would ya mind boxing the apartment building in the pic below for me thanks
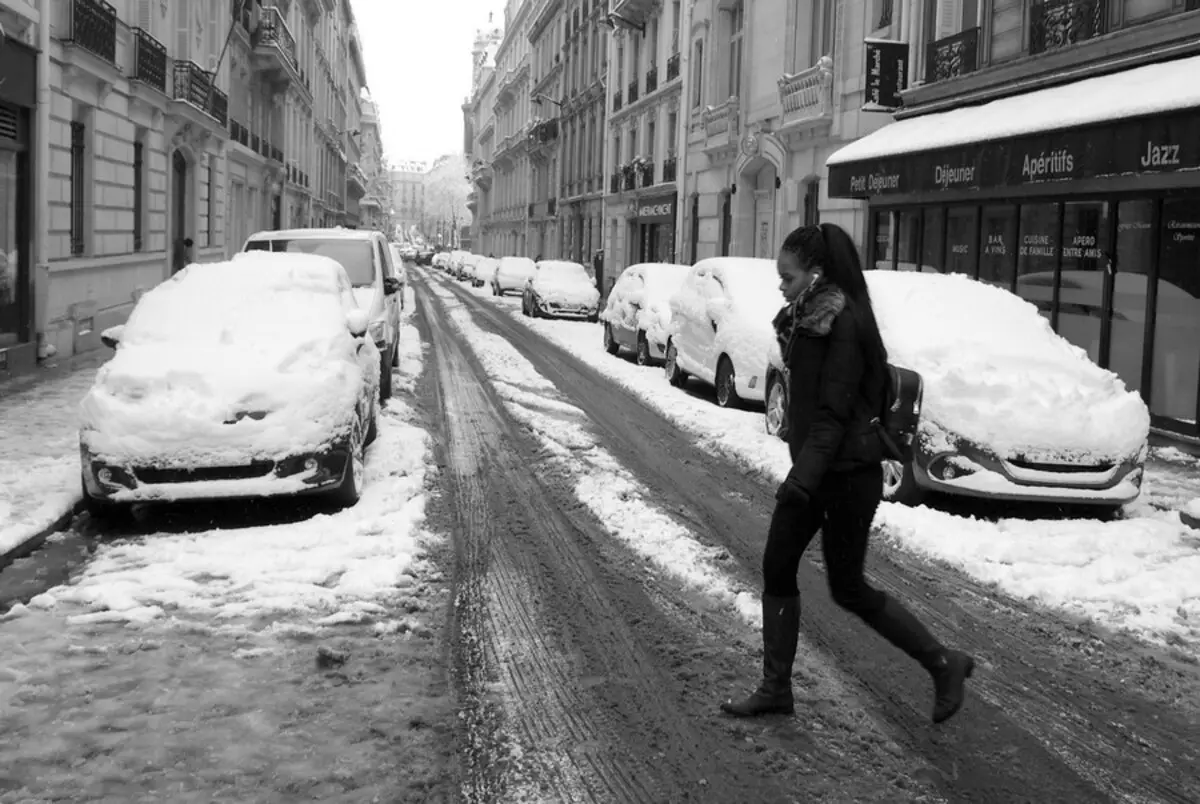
[603,0,683,283]
[466,16,504,254]
[489,0,536,257]
[527,0,563,260]
[391,160,427,240]
[357,96,389,232]
[0,0,383,378]
[827,0,1200,439]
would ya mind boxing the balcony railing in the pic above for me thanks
[663,156,677,183]
[1029,0,1107,56]
[667,52,681,82]
[926,27,980,84]
[702,96,740,139]
[610,172,620,193]
[622,169,637,192]
[613,89,623,111]
[231,119,250,146]
[645,65,658,94]
[256,6,298,69]
[777,57,833,125]
[131,28,167,93]
[271,145,283,162]
[251,133,261,153]
[68,0,117,63]
[628,79,639,103]
[173,60,229,126]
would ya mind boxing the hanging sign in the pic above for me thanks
[863,38,909,113]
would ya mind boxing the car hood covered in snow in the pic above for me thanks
[602,263,690,346]
[532,261,600,307]
[867,271,1149,462]
[80,255,376,466]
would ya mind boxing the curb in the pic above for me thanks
[0,498,86,572]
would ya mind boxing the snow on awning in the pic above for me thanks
[827,54,1200,199]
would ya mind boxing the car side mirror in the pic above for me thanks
[100,324,124,350]
[383,276,402,295]
[346,309,370,336]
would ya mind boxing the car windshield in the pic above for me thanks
[246,238,376,286]
[539,262,589,282]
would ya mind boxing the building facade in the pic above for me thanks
[826,0,1200,441]
[490,0,536,257]
[355,95,390,233]
[0,0,384,378]
[603,0,683,287]
[526,0,563,261]
[390,160,427,240]
[466,16,504,254]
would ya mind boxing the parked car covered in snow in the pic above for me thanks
[432,251,450,271]
[665,257,783,407]
[602,262,691,365]
[472,256,500,289]
[80,254,381,515]
[459,253,483,285]
[521,260,601,321]
[242,227,404,400]
[493,256,536,296]
[764,270,1150,508]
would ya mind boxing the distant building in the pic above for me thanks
[390,160,427,239]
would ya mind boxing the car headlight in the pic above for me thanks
[368,319,387,343]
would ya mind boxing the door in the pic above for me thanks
[171,150,188,273]
[754,190,774,258]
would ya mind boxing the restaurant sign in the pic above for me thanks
[636,194,677,223]
[863,39,909,113]
[829,106,1200,197]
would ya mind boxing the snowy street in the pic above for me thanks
[2,268,1200,802]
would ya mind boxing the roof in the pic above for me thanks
[828,54,1200,165]
[245,228,383,241]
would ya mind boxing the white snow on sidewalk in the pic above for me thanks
[442,274,1200,656]
[0,368,99,560]
[14,288,443,633]
[426,279,761,627]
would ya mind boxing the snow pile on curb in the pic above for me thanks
[15,288,442,632]
[427,280,761,627]
[457,279,1200,656]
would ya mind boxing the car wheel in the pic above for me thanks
[603,324,620,355]
[587,310,599,323]
[364,398,379,446]
[330,437,366,509]
[765,373,789,441]
[665,341,688,388]
[881,459,925,506]
[635,333,651,366]
[715,356,740,408]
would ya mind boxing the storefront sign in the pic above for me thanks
[830,107,1200,197]
[863,39,909,112]
[0,37,37,110]
[637,194,676,223]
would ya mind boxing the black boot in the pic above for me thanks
[861,594,975,724]
[720,595,800,717]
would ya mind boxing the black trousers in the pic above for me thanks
[763,464,887,616]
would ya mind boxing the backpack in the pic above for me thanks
[872,364,923,463]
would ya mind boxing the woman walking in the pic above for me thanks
[721,223,974,724]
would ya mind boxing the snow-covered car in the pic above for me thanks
[80,254,381,515]
[460,253,483,285]
[493,256,536,296]
[764,271,1150,508]
[521,260,601,321]
[665,257,783,407]
[601,262,691,365]
[432,251,449,271]
[473,257,500,289]
[243,227,404,399]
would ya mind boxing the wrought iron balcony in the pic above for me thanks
[639,162,655,187]
[622,168,637,192]
[613,90,623,111]
[1029,0,1107,56]
[173,60,228,126]
[662,156,677,184]
[230,119,250,147]
[67,0,117,63]
[251,133,261,153]
[926,27,980,84]
[271,145,283,162]
[131,28,167,93]
[254,6,298,71]
[645,65,658,94]
[628,79,639,103]
[611,172,620,193]
[667,52,681,83]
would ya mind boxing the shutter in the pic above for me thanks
[175,0,190,61]
[935,0,963,40]
[137,0,152,32]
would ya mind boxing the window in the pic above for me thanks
[978,204,1017,291]
[69,121,86,256]
[206,161,217,245]
[807,0,836,69]
[133,138,145,251]
[689,194,699,263]
[672,0,681,52]
[803,180,820,226]
[927,0,980,44]
[945,205,977,276]
[872,210,893,269]
[1016,202,1060,324]
[875,0,894,29]
[1110,200,1153,397]
[1152,198,1200,423]
[667,111,678,154]
[720,192,732,256]
[691,40,704,107]
[1056,201,1109,363]
[896,209,921,270]
[727,3,744,99]
[647,119,656,159]
[920,207,945,271]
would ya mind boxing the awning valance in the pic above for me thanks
[827,54,1200,198]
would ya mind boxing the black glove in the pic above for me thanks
[775,470,810,507]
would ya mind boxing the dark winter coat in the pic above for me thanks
[773,280,886,496]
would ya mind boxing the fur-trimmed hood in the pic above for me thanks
[773,280,847,357]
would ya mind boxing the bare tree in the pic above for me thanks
[423,154,472,246]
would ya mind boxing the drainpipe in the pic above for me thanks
[33,0,52,358]
[673,0,693,264]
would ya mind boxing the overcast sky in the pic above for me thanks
[353,0,505,166]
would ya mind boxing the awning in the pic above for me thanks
[827,54,1200,199]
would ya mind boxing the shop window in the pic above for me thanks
[720,191,732,256]
[1056,201,1109,364]
[944,205,977,276]
[69,121,86,256]
[1110,199,1154,397]
[1151,198,1200,424]
[803,180,820,226]
[979,204,1017,291]
[0,149,18,345]
[1016,202,1059,324]
[872,209,893,269]
[919,208,945,272]
[896,209,921,271]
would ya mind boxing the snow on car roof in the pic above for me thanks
[536,260,587,274]
[699,257,784,311]
[245,227,381,242]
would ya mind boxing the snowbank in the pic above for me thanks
[867,271,1149,462]
[472,286,1200,657]
[602,263,691,348]
[532,261,600,307]
[79,255,376,466]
